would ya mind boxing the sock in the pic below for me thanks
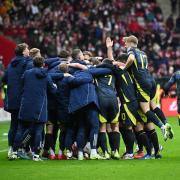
[108,132,115,151]
[58,149,63,156]
[136,130,151,155]
[120,128,127,148]
[125,129,135,154]
[52,125,58,151]
[147,129,159,155]
[98,132,108,153]
[153,107,167,125]
[107,132,113,150]
[50,148,55,156]
[145,110,163,128]
[113,132,120,151]
[108,132,120,151]
[134,131,143,152]
[44,134,53,151]
[59,131,66,152]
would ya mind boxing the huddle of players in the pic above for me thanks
[3,35,174,161]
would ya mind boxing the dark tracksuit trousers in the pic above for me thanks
[74,103,99,151]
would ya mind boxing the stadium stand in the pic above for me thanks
[0,0,180,78]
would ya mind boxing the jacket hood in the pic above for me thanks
[34,68,47,78]
[48,60,61,70]
[11,56,24,67]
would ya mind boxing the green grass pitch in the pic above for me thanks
[0,117,180,180]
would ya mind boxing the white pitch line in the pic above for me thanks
[0,149,7,153]
[3,133,8,136]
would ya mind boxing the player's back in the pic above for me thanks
[115,68,137,104]
[95,74,116,98]
[127,48,152,80]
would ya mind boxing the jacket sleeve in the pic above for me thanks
[49,73,64,80]
[20,72,26,95]
[164,73,176,91]
[49,61,61,68]
[87,67,112,77]
[47,75,57,94]
[67,75,93,86]
[45,58,60,66]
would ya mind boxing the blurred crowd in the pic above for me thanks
[0,0,180,78]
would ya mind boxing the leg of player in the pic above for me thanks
[140,101,168,141]
[98,123,110,159]
[121,126,135,160]
[44,124,56,160]
[110,123,120,159]
[76,118,86,160]
[9,122,24,160]
[107,123,113,149]
[150,100,174,139]
[65,123,75,159]
[145,122,162,159]
[87,108,103,160]
[57,124,67,160]
[52,123,59,154]
[8,110,19,158]
[134,130,144,155]
[32,123,44,161]
[10,121,32,160]
[134,122,152,159]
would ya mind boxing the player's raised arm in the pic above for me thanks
[164,73,176,92]
[106,37,114,61]
[68,63,88,70]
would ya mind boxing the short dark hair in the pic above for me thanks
[33,56,44,67]
[72,49,81,59]
[102,58,113,64]
[58,63,69,73]
[89,57,100,65]
[59,50,71,59]
[116,53,128,63]
[15,43,28,56]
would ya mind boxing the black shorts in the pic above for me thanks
[119,100,143,127]
[134,78,157,103]
[47,109,58,125]
[98,97,119,124]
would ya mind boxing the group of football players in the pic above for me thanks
[3,35,175,161]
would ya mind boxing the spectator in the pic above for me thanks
[0,0,179,77]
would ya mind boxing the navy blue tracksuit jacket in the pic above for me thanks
[2,56,33,112]
[18,68,57,123]
[68,68,112,113]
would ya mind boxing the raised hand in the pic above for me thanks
[106,37,113,48]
